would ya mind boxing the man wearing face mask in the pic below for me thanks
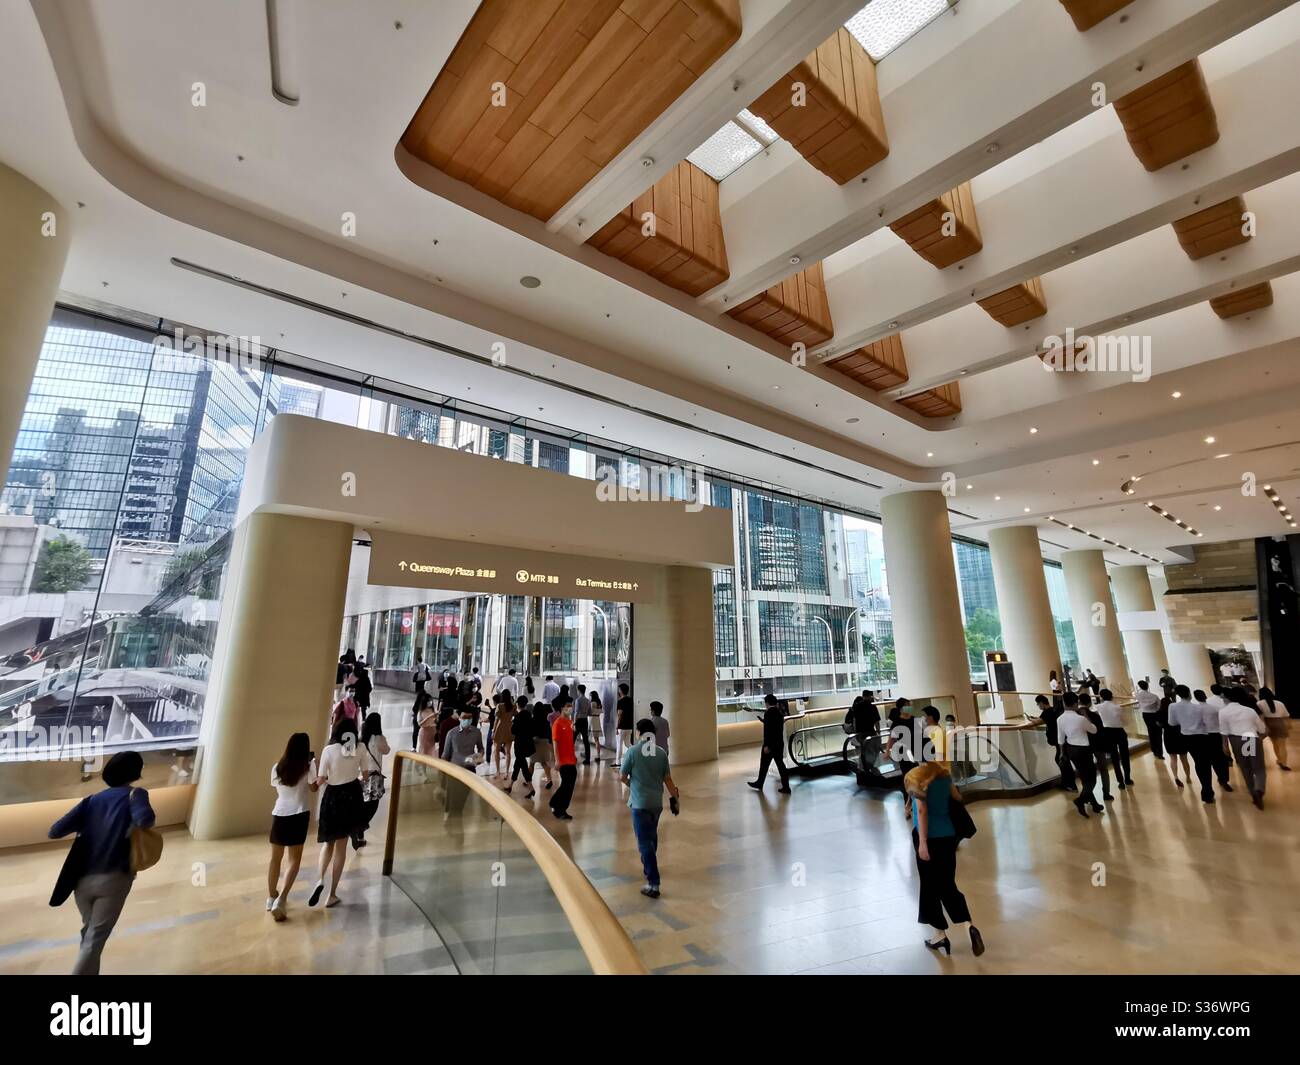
[442,709,485,768]
[549,696,578,821]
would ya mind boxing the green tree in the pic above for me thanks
[963,606,1003,670]
[32,536,94,593]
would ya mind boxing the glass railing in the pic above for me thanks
[382,751,645,976]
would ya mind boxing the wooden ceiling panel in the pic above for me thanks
[726,261,834,348]
[401,0,743,221]
[1058,0,1136,32]
[1171,197,1251,260]
[586,159,729,296]
[899,381,961,418]
[888,182,983,269]
[825,333,909,391]
[1209,282,1273,319]
[747,27,888,185]
[1114,59,1220,172]
[977,277,1047,327]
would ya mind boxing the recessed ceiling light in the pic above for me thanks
[1214,505,1222,511]
[1204,436,1216,444]
[1171,391,1182,398]
[519,276,541,288]
[1023,507,1031,513]
[994,495,1001,501]
[1092,459,1100,466]
[926,451,934,457]
[965,484,973,490]
[1029,427,1038,434]
[772,384,780,390]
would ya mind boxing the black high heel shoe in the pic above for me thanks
[970,927,985,957]
[925,936,951,955]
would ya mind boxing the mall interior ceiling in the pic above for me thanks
[2,0,1298,564]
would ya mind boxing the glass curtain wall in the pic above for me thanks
[2,302,1076,788]
[1043,562,1080,673]
[952,539,1002,686]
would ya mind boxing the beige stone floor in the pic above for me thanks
[2,689,1296,975]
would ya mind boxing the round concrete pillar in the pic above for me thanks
[880,491,975,723]
[0,163,69,474]
[1112,565,1169,689]
[1165,639,1216,691]
[1060,549,1132,697]
[988,525,1061,695]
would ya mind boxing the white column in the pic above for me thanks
[1061,549,1132,698]
[0,163,70,473]
[1112,565,1169,688]
[880,491,975,723]
[988,525,1061,695]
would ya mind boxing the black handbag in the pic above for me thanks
[949,798,977,842]
[49,833,88,907]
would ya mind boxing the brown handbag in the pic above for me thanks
[128,788,163,872]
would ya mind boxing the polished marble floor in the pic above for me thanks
[2,687,1296,975]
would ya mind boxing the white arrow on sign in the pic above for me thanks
[398,560,407,570]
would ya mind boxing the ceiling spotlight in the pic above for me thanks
[1029,427,1039,434]
[1171,391,1182,398]
[1264,485,1272,491]
[1092,459,1100,466]
[519,276,541,288]
[1204,436,1216,444]
[789,255,802,265]
[1214,505,1222,511]
[965,484,973,490]
[995,495,1002,501]
[926,451,934,457]
[1023,507,1031,513]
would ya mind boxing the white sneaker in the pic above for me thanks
[265,897,276,912]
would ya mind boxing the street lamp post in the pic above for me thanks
[812,614,836,692]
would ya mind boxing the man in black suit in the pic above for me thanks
[748,694,791,793]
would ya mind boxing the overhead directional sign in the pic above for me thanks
[368,531,661,602]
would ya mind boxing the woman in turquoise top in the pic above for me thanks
[904,762,984,958]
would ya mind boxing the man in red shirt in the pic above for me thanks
[549,696,578,821]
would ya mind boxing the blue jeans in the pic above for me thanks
[630,807,662,888]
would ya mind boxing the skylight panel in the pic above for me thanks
[688,120,768,181]
[845,0,951,61]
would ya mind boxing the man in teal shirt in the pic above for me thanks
[620,718,680,899]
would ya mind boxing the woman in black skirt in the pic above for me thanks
[310,718,362,909]
[268,732,317,921]
[1162,689,1192,787]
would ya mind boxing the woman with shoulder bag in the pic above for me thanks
[903,761,984,958]
[353,713,390,849]
[48,750,157,974]
[268,732,317,920]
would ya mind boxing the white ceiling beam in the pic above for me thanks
[892,172,1300,395]
[819,23,1300,365]
[545,0,866,242]
[953,270,1300,423]
[705,0,1293,309]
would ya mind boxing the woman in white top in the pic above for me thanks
[1049,670,1060,695]
[1256,687,1291,771]
[267,732,318,921]
[310,718,363,909]
[353,712,391,850]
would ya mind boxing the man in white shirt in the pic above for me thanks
[1194,689,1234,793]
[1058,693,1102,817]
[494,668,520,701]
[1219,687,1268,808]
[541,675,561,705]
[1134,680,1164,760]
[1205,684,1228,711]
[1093,690,1132,788]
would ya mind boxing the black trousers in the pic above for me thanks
[1105,726,1131,784]
[550,763,577,814]
[1092,745,1112,796]
[912,832,971,931]
[1067,746,1098,805]
[1142,712,1164,758]
[511,746,533,784]
[1209,734,1232,784]
[574,718,591,763]
[1188,734,1217,800]
[1055,743,1076,788]
[756,745,789,788]
[856,733,880,773]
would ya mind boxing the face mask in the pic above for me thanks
[459,718,472,730]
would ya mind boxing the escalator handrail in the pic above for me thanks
[383,750,646,976]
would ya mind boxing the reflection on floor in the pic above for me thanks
[1,686,1296,975]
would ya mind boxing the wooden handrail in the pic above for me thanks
[381,749,647,976]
